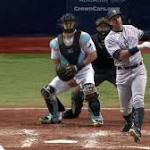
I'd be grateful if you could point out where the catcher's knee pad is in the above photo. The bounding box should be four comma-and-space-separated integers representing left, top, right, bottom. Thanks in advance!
83, 83, 98, 101
41, 85, 56, 100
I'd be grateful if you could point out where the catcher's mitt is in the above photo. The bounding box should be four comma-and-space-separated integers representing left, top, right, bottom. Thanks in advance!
56, 64, 77, 81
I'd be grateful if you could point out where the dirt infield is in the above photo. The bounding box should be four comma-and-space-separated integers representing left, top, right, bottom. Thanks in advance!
0, 108, 150, 150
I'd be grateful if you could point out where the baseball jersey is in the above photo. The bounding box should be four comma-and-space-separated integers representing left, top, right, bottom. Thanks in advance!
105, 25, 144, 67
50, 31, 96, 69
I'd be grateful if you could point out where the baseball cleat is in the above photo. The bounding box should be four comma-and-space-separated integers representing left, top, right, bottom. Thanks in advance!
40, 112, 62, 124
121, 123, 132, 132
63, 109, 79, 119
91, 115, 104, 127
92, 119, 104, 127
129, 126, 141, 143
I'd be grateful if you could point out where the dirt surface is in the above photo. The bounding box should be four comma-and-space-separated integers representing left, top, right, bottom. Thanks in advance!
0, 108, 150, 150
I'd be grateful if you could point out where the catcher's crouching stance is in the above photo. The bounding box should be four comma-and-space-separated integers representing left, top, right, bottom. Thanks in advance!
40, 13, 103, 126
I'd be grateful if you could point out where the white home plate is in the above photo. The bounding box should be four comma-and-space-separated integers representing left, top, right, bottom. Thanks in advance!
44, 139, 78, 144
0, 145, 5, 150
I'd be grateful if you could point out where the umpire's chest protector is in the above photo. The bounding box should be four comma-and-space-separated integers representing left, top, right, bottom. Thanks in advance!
58, 31, 81, 65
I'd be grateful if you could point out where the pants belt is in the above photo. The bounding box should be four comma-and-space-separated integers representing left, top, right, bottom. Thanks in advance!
117, 62, 143, 70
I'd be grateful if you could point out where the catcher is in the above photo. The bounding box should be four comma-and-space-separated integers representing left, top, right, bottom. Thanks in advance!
40, 13, 103, 126
63, 17, 116, 125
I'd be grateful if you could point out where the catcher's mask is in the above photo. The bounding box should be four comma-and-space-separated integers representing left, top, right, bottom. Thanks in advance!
58, 13, 76, 33
95, 17, 111, 36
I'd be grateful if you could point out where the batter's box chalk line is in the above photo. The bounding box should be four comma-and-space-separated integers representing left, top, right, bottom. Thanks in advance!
0, 145, 5, 150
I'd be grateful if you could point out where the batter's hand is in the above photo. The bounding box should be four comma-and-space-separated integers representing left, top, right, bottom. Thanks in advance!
137, 42, 150, 50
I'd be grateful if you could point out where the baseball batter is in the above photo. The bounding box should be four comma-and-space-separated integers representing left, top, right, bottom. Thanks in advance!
105, 8, 150, 143
40, 13, 103, 126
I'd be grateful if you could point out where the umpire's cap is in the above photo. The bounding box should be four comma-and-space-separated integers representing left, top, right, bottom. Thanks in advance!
107, 8, 122, 20
59, 13, 76, 23
95, 17, 110, 27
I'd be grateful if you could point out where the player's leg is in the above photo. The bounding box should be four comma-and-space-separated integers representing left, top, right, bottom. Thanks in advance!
82, 68, 103, 126
40, 76, 70, 124
83, 83, 103, 126
63, 70, 106, 119
117, 82, 133, 132
129, 66, 147, 143
63, 87, 84, 119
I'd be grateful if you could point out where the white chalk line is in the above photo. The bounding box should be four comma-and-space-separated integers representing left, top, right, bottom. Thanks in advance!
78, 130, 150, 149
0, 129, 39, 148
91, 146, 150, 149
0, 129, 150, 149
21, 129, 39, 148
0, 107, 150, 111
0, 145, 5, 150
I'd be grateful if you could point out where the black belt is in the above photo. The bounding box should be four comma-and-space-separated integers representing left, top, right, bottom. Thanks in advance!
117, 62, 143, 70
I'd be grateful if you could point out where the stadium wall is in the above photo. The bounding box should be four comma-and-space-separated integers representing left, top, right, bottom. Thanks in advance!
0, 0, 149, 53
0, 0, 150, 36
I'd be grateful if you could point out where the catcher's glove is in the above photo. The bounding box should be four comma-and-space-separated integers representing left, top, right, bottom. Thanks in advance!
56, 64, 77, 81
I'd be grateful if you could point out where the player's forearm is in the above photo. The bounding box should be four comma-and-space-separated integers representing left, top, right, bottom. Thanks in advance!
84, 51, 97, 65
75, 52, 97, 71
114, 48, 139, 61
118, 50, 132, 60
117, 42, 150, 60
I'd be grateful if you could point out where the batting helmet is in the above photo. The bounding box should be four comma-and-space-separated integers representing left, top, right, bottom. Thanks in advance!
107, 8, 122, 20
58, 13, 76, 33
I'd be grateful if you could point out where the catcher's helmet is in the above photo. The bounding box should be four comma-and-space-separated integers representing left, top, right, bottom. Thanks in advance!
58, 13, 76, 33
107, 8, 122, 20
59, 13, 76, 23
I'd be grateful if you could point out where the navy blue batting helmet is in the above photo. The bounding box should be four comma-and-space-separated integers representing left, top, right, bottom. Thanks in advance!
107, 8, 122, 20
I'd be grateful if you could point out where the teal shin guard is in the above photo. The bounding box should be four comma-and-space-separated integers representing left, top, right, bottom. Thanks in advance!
88, 99, 100, 116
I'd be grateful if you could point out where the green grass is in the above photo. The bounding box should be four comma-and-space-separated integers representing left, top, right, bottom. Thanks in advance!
0, 53, 150, 108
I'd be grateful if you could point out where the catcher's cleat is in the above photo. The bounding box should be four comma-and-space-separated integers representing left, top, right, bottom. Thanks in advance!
121, 123, 132, 132
40, 112, 62, 124
91, 115, 104, 127
63, 109, 79, 119
129, 126, 141, 143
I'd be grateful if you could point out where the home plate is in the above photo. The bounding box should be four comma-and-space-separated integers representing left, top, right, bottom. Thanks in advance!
44, 139, 78, 144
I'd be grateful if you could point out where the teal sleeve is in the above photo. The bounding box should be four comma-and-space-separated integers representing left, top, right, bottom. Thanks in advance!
80, 32, 91, 46
50, 38, 59, 49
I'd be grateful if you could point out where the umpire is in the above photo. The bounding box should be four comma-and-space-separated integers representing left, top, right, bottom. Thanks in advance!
63, 17, 116, 119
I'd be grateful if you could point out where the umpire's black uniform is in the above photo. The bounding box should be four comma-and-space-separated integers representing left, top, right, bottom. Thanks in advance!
92, 32, 116, 86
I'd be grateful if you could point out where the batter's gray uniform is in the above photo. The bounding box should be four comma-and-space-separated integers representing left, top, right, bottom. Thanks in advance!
105, 24, 147, 142
105, 25, 147, 114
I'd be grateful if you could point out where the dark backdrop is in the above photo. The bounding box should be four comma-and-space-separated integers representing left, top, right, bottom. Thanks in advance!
0, 0, 149, 36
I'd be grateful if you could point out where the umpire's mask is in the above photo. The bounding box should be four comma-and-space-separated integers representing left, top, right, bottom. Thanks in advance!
95, 17, 111, 37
